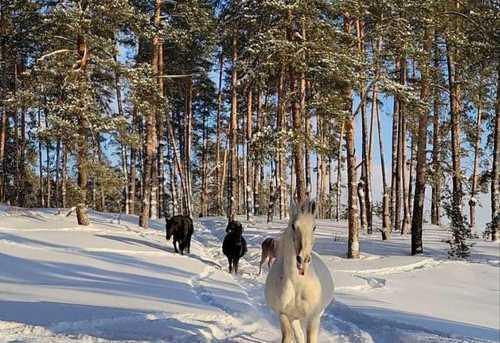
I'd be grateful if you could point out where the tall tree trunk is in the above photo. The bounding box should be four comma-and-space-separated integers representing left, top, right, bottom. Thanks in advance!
139, 146, 144, 201
346, 112, 359, 258
215, 53, 224, 215
45, 111, 51, 208
277, 66, 286, 219
76, 117, 90, 225
114, 58, 129, 214
184, 77, 193, 216
61, 143, 67, 208
262, 92, 270, 213
121, 143, 129, 214
0, 108, 7, 203
304, 81, 311, 196
411, 28, 432, 255
407, 133, 414, 215
228, 34, 238, 220
97, 137, 106, 212
316, 118, 322, 216
391, 71, 400, 230
302, 23, 310, 197
336, 122, 344, 221
12, 63, 19, 206
156, 43, 165, 218
431, 37, 442, 226
365, 99, 374, 235
344, 17, 359, 259
288, 11, 306, 203
221, 142, 228, 215
291, 71, 306, 203
400, 113, 410, 234
91, 177, 96, 210
37, 109, 44, 206
246, 88, 253, 220
375, 87, 390, 239
13, 106, 18, 203
201, 107, 209, 217
150, 41, 165, 220
129, 108, 138, 215
399, 57, 410, 234
446, 37, 462, 212
267, 163, 276, 223
168, 145, 178, 216
469, 82, 482, 230
242, 92, 247, 218
320, 120, 328, 218
358, 180, 367, 233
321, 146, 329, 218
0, 6, 5, 203
253, 159, 260, 216
54, 139, 60, 208
375, 99, 392, 240
408, 133, 415, 213
253, 91, 262, 216
491, 64, 500, 242
165, 110, 190, 216
356, 19, 372, 235
139, 1, 160, 228
150, 139, 158, 219
17, 108, 26, 207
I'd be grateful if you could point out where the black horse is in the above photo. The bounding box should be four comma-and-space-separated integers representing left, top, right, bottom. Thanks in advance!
222, 220, 247, 274
166, 215, 193, 255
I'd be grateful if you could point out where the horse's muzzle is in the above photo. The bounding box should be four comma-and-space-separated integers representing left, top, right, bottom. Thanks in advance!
296, 255, 311, 276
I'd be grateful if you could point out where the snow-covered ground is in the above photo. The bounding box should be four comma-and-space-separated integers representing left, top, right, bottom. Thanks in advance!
0, 205, 498, 342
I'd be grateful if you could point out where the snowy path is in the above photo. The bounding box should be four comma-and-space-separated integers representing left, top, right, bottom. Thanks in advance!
197, 218, 500, 343
0, 208, 498, 342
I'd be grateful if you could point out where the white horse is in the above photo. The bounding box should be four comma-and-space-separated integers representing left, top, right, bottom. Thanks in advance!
265, 199, 334, 343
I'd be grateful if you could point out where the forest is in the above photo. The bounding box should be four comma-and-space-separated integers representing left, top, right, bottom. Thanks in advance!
0, 0, 499, 258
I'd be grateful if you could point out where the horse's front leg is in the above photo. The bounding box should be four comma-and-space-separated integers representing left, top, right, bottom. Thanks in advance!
234, 258, 239, 274
306, 315, 321, 343
279, 314, 293, 343
173, 239, 179, 253
292, 320, 305, 343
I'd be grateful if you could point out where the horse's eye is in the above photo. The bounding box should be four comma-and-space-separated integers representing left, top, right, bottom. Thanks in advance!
292, 224, 296, 231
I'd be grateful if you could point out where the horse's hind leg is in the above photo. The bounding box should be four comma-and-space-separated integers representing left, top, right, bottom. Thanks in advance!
292, 320, 305, 343
279, 314, 293, 343
173, 240, 179, 253
306, 315, 320, 343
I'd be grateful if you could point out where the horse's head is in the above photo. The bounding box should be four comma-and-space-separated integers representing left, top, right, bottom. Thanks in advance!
226, 220, 243, 236
289, 199, 317, 276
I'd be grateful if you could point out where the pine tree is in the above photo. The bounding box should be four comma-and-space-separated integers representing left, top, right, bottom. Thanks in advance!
411, 26, 433, 255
